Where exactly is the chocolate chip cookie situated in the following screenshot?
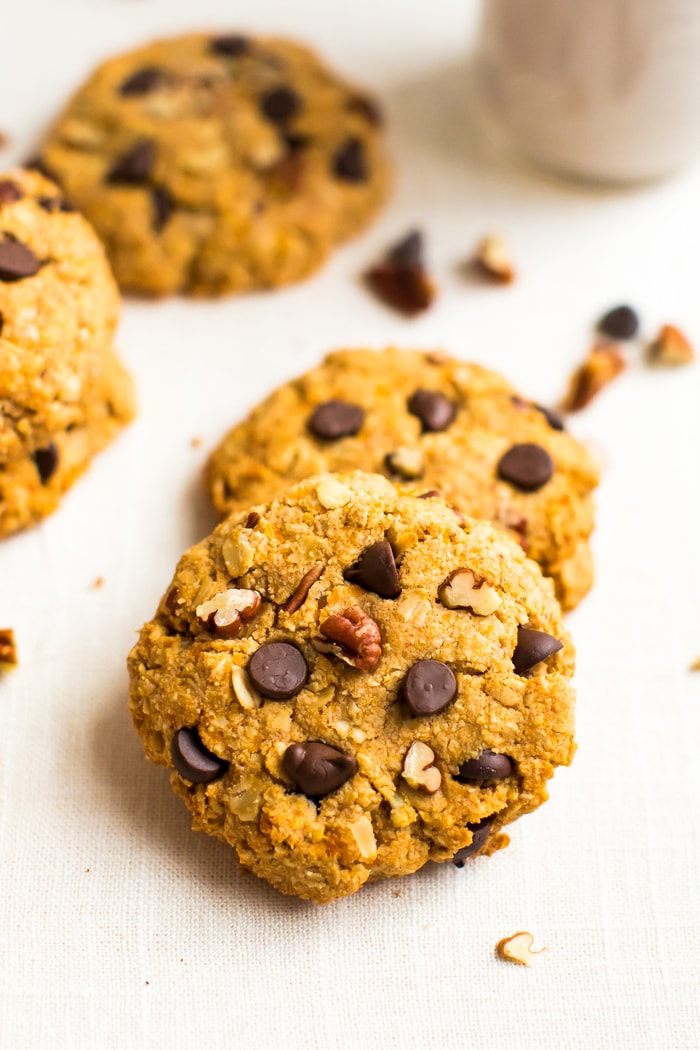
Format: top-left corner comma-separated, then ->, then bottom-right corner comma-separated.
128,471 -> 576,903
0,168 -> 134,539
38,33 -> 391,296
206,349 -> 600,610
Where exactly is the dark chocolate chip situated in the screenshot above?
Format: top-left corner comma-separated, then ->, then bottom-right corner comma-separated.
107,140 -> 156,184
247,642 -> 308,700
598,304 -> 639,340
152,186 -> 175,232
37,196 -> 75,214
344,540 -> 401,599
365,230 -> 434,317
33,443 -> 59,484
458,750 -> 514,784
535,404 -> 565,431
346,94 -> 383,126
402,660 -> 457,717
119,66 -> 166,96
332,137 -> 367,182
512,626 -> 563,675
171,727 -> 228,784
283,741 -> 357,797
388,230 -> 423,268
210,35 -> 250,58
407,389 -> 457,433
453,817 -> 494,867
497,443 -> 553,492
308,400 -> 364,441
0,237 -> 41,282
260,87 -> 301,124
0,180 -> 22,204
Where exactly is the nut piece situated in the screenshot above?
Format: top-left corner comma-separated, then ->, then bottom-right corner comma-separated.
401,741 -> 442,794
561,345 -> 626,412
439,569 -> 502,616
350,815 -> 377,859
314,606 -> 382,672
473,235 -> 516,284
689,656 -> 700,672
385,446 -> 424,480
196,588 -> 261,638
282,565 -> 324,614
0,628 -> 18,668
316,477 -> 352,509
221,531 -> 255,576
647,324 -> 695,367
231,665 -> 262,710
495,931 -> 548,967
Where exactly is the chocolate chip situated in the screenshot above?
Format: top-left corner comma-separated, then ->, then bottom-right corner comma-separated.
535,404 -> 565,431
210,35 -> 250,57
283,741 -> 357,797
388,230 -> 423,268
0,180 -> 22,204
0,237 -> 41,282
365,230 -> 435,316
107,140 -> 156,184
245,511 -> 261,529
152,186 -> 175,232
247,642 -> 308,700
452,817 -> 494,866
119,66 -> 166,96
346,94 -> 383,126
344,540 -> 401,599
284,132 -> 310,153
171,727 -> 228,784
332,137 -> 367,182
497,443 -> 553,492
402,660 -> 457,717
458,750 -> 514,784
260,87 -> 301,124
308,400 -> 364,441
37,196 -> 74,214
512,626 -> 563,675
598,304 -> 639,340
407,389 -> 457,433
33,443 -> 59,484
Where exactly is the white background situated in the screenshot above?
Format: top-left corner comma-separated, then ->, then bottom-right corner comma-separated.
1,2 -> 699,1048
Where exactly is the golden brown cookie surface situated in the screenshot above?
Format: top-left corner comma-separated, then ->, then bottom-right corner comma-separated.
128,472 -> 576,903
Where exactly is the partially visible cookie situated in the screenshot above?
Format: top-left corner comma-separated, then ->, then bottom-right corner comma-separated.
128,471 -> 576,903
0,168 -> 134,539
38,32 -> 391,297
206,349 -> 600,609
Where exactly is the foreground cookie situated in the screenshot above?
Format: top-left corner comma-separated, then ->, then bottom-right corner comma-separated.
128,472 -> 575,903
0,168 -> 134,538
38,32 -> 390,296
207,349 -> 599,609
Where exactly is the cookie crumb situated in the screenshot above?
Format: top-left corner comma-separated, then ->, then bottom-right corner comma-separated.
0,131 -> 9,151
495,931 -> 548,966
92,576 -> 105,589
646,324 -> 694,367
190,436 -> 203,449
365,230 -> 436,316
560,344 -> 626,412
471,234 -> 516,284
0,628 -> 18,668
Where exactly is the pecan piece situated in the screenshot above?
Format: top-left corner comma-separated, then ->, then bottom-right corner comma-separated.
0,628 -> 18,668
647,324 -> 695,367
282,565 -> 324,614
472,234 -> 515,284
561,344 -> 626,412
196,588 -> 261,639
314,606 -> 382,672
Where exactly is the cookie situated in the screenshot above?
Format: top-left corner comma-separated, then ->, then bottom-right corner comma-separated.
37,32 -> 391,297
206,349 -> 600,610
128,471 -> 576,903
0,168 -> 134,539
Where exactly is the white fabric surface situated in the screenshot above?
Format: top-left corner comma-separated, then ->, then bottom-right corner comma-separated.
1,2 -> 699,1047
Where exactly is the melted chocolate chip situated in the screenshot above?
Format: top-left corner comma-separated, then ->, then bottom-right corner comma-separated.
210,35 -> 250,57
344,540 -> 401,599
0,180 -> 22,204
598,304 -> 640,340
107,140 -> 156,184
260,87 -> 301,124
308,400 -> 364,441
497,443 -> 553,492
458,750 -> 514,784
152,186 -> 175,232
171,727 -> 228,783
0,237 -> 41,282
119,66 -> 166,96
407,389 -> 457,433
33,443 -> 59,484
453,817 -> 494,866
512,626 -> 563,675
247,642 -> 308,699
37,196 -> 75,214
283,741 -> 357,797
402,660 -> 457,717
332,137 -> 367,182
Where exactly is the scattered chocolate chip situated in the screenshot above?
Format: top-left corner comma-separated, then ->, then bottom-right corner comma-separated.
598,304 -> 639,340
344,540 -> 401,599
308,399 -> 364,441
402,659 -> 457,717
497,443 -> 553,492
171,727 -> 228,783
247,641 -> 308,699
244,511 -> 261,529
0,180 -> 22,204
346,94 -> 383,126
283,741 -> 357,796
365,230 -> 435,317
407,389 -> 457,433
151,186 -> 175,232
512,626 -> 563,675
0,237 -> 41,282
283,565 -> 324,614
260,86 -> 301,124
37,196 -> 74,214
119,66 -> 166,96
453,816 -> 494,866
535,404 -> 565,431
388,230 -> 423,268
33,443 -> 59,483
332,137 -> 367,182
457,750 -> 514,784
210,35 -> 250,58
107,140 -> 156,184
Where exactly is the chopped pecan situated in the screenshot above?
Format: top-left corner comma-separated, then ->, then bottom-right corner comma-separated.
314,606 -> 382,672
0,628 -> 18,668
472,235 -> 515,284
402,741 -> 441,794
196,588 -> 261,638
282,565 -> 324,614
561,344 -> 626,412
647,324 -> 695,367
